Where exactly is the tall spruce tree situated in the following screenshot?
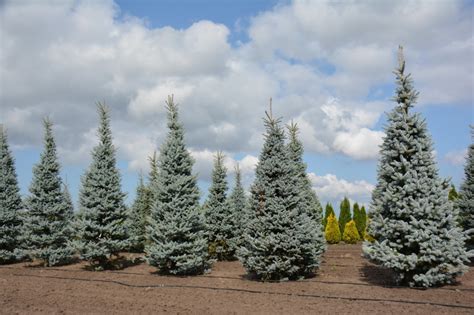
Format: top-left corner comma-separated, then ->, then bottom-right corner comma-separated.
338,197 -> 351,236
228,164 -> 247,254
0,126 -> 24,264
75,104 -> 129,267
287,122 -> 324,227
23,119 -> 74,266
62,182 -> 74,220
146,96 -> 211,275
363,47 -> 472,287
204,152 -> 235,260
323,203 -> 335,229
128,174 -> 152,252
238,109 -> 324,281
458,127 -> 474,247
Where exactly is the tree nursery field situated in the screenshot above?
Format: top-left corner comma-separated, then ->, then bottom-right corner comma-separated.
1,244 -> 473,314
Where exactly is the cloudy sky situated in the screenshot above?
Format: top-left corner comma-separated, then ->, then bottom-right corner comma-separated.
1,0 -> 472,211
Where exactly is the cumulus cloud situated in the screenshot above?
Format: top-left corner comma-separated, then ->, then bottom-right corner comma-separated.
1,0 -> 471,175
308,172 -> 375,207
444,149 -> 468,166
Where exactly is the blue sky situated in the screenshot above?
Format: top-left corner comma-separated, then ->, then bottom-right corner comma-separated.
1,0 -> 473,212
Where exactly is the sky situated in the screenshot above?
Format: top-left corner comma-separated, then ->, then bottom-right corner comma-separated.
1,0 -> 473,212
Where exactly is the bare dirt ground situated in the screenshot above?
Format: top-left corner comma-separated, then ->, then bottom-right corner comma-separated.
1,244 -> 473,314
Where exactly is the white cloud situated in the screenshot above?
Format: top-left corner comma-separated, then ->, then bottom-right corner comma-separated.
1,0 -> 471,174
308,172 -> 375,206
444,149 -> 468,166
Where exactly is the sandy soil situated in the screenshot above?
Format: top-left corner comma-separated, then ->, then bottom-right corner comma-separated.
1,244 -> 473,314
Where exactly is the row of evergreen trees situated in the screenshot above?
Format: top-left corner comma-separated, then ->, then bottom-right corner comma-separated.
1,46 -> 473,286
0,96 -> 325,280
323,199 -> 369,244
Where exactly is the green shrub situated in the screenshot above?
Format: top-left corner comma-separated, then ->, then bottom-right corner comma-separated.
343,220 -> 360,244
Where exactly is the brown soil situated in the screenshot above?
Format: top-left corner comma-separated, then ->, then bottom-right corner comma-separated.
1,244 -> 473,314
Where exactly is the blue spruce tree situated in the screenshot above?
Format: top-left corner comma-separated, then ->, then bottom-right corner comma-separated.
23,119 -> 74,266
205,152 -> 235,260
458,127 -> 473,248
146,96 -> 211,275
363,47 -> 472,287
238,109 -> 324,281
128,174 -> 152,252
287,122 -> 324,227
228,164 -> 248,254
0,126 -> 24,264
75,104 -> 129,268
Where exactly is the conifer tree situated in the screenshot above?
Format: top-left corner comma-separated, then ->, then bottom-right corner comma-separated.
62,183 -> 74,220
448,184 -> 459,201
343,220 -> 360,244
146,96 -> 211,275
338,197 -> 351,236
359,206 -> 367,238
238,109 -> 324,281
287,122 -> 323,226
325,214 -> 341,244
352,202 -> 365,240
322,203 -> 335,229
148,151 -> 159,198
0,126 -> 24,264
458,127 -> 474,247
228,164 -> 247,253
23,119 -> 74,266
363,47 -> 471,287
128,174 -> 152,252
204,152 -> 235,260
75,104 -> 129,267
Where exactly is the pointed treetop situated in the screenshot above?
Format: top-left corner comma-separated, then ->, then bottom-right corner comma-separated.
264,97 -> 282,129
393,45 -> 419,114
397,45 -> 405,72
287,120 -> 299,140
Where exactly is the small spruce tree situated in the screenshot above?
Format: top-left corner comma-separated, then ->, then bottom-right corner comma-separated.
338,197 -> 351,236
287,122 -> 324,226
75,104 -> 129,267
128,174 -> 152,252
0,126 -> 24,264
448,184 -> 459,201
228,164 -> 248,254
322,203 -> 335,229
62,183 -> 75,220
23,119 -> 74,266
325,214 -> 341,244
146,96 -> 211,275
238,109 -> 324,281
343,220 -> 360,244
353,203 -> 365,240
363,46 -> 472,287
204,152 -> 235,260
458,126 -> 474,248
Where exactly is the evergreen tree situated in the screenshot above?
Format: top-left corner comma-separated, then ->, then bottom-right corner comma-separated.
148,151 -> 159,198
458,126 -> 474,247
0,126 -> 24,264
128,174 -> 152,252
228,164 -> 247,254
23,119 -> 74,266
75,104 -> 129,267
287,122 -> 323,226
62,182 -> 75,220
146,96 -> 211,275
448,184 -> 459,201
204,152 -> 235,260
363,46 -> 472,287
343,220 -> 360,244
322,203 -> 335,229
325,214 -> 341,244
352,202 -> 365,240
338,197 -> 351,236
359,206 -> 367,238
238,109 -> 325,281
